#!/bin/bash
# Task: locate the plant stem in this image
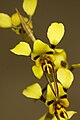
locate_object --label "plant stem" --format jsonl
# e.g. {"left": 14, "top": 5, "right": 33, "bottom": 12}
{"left": 44, "top": 72, "right": 56, "bottom": 97}
{"left": 16, "top": 8, "right": 36, "bottom": 42}
{"left": 51, "top": 64, "right": 59, "bottom": 98}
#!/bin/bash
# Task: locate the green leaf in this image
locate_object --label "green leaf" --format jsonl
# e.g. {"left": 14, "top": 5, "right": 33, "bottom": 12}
{"left": 10, "top": 42, "right": 31, "bottom": 56}
{"left": 23, "top": 0, "right": 37, "bottom": 16}
{"left": 0, "top": 13, "right": 11, "bottom": 28}
{"left": 22, "top": 83, "right": 42, "bottom": 99}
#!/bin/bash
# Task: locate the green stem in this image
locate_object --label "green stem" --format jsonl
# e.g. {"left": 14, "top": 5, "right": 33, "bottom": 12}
{"left": 16, "top": 8, "right": 36, "bottom": 42}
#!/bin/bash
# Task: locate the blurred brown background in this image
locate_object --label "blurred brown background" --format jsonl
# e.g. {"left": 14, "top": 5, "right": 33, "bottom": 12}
{"left": 0, "top": 0, "right": 80, "bottom": 120}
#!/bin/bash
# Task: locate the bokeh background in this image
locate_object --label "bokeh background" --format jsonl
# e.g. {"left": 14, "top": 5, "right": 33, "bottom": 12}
{"left": 0, "top": 0, "right": 80, "bottom": 120}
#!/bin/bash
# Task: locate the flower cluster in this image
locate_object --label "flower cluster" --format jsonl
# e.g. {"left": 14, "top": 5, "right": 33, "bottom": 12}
{"left": 0, "top": 0, "right": 80, "bottom": 120}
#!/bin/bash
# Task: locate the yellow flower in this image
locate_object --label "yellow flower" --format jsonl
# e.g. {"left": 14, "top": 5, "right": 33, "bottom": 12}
{"left": 11, "top": 12, "right": 33, "bottom": 35}
{"left": 31, "top": 22, "right": 67, "bottom": 79}
{"left": 0, "top": 12, "right": 32, "bottom": 34}
{"left": 31, "top": 39, "right": 55, "bottom": 79}
{"left": 45, "top": 82, "right": 76, "bottom": 120}
{"left": 31, "top": 39, "right": 68, "bottom": 79}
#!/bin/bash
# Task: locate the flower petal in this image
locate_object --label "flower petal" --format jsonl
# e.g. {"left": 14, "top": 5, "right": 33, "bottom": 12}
{"left": 49, "top": 104, "right": 55, "bottom": 115}
{"left": 58, "top": 84, "right": 67, "bottom": 97}
{"left": 60, "top": 98, "right": 69, "bottom": 108}
{"left": 52, "top": 111, "right": 76, "bottom": 120}
{"left": 22, "top": 83, "right": 42, "bottom": 99}
{"left": 67, "top": 111, "right": 77, "bottom": 119}
{"left": 46, "top": 83, "right": 55, "bottom": 102}
{"left": 47, "top": 22, "right": 65, "bottom": 45}
{"left": 32, "top": 39, "right": 54, "bottom": 58}
{"left": 54, "top": 49, "right": 68, "bottom": 70}
{"left": 10, "top": 42, "right": 31, "bottom": 56}
{"left": 46, "top": 82, "right": 66, "bottom": 103}
{"left": 32, "top": 65, "right": 43, "bottom": 79}
{"left": 11, "top": 13, "right": 21, "bottom": 26}
{"left": 57, "top": 68, "right": 74, "bottom": 89}
{"left": 23, "top": 0, "right": 37, "bottom": 16}
{"left": 0, "top": 13, "right": 11, "bottom": 28}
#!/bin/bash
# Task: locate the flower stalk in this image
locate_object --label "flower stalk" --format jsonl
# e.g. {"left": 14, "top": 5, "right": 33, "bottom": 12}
{"left": 51, "top": 64, "right": 59, "bottom": 98}
{"left": 44, "top": 72, "right": 56, "bottom": 97}
{"left": 16, "top": 9, "right": 36, "bottom": 42}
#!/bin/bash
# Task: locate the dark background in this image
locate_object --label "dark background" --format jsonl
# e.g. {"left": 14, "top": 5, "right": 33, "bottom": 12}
{"left": 0, "top": 0, "right": 80, "bottom": 120}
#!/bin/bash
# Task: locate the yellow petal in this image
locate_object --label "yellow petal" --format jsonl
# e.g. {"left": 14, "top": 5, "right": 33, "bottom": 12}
{"left": 10, "top": 42, "right": 31, "bottom": 56}
{"left": 54, "top": 49, "right": 68, "bottom": 70}
{"left": 32, "top": 39, "right": 54, "bottom": 58}
{"left": 11, "top": 12, "right": 32, "bottom": 28}
{"left": 23, "top": 0, "right": 37, "bottom": 16}
{"left": 57, "top": 68, "right": 74, "bottom": 89}
{"left": 11, "top": 13, "right": 21, "bottom": 26}
{"left": 46, "top": 82, "right": 66, "bottom": 102}
{"left": 47, "top": 22, "right": 65, "bottom": 45}
{"left": 22, "top": 83, "right": 42, "bottom": 99}
{"left": 0, "top": 13, "right": 11, "bottom": 28}
{"left": 49, "top": 104, "right": 55, "bottom": 115}
{"left": 32, "top": 65, "right": 43, "bottom": 79}
{"left": 54, "top": 49, "right": 67, "bottom": 60}
{"left": 57, "top": 107, "right": 68, "bottom": 119}
{"left": 46, "top": 83, "right": 55, "bottom": 102}
{"left": 58, "top": 83, "right": 67, "bottom": 97}
{"left": 60, "top": 98, "right": 69, "bottom": 108}
{"left": 54, "top": 111, "right": 76, "bottom": 120}
{"left": 67, "top": 111, "right": 77, "bottom": 119}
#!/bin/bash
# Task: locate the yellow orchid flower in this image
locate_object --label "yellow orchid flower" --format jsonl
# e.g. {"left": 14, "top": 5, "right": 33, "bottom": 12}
{"left": 0, "top": 12, "right": 32, "bottom": 35}
{"left": 31, "top": 39, "right": 55, "bottom": 79}
{"left": 11, "top": 12, "right": 33, "bottom": 35}
{"left": 31, "top": 39, "right": 68, "bottom": 79}
{"left": 45, "top": 82, "right": 76, "bottom": 120}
